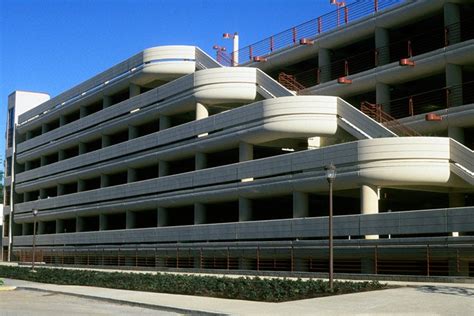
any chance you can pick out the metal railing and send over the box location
[222,0,403,66]
[289,20,473,88]
[360,101,420,136]
[384,81,474,119]
[13,243,474,277]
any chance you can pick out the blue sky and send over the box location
[0,0,359,164]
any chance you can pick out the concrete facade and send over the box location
[2,0,474,276]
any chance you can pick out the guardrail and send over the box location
[290,20,473,88]
[219,0,404,66]
[13,243,474,277]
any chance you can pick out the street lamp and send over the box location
[325,163,336,291]
[223,32,239,66]
[31,208,38,272]
[212,45,227,64]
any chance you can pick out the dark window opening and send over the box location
[63,219,76,233]
[43,186,57,198]
[252,195,293,221]
[62,146,79,159]
[106,171,128,186]
[207,148,239,168]
[204,201,239,224]
[135,120,159,137]
[168,157,195,175]
[80,216,100,232]
[165,206,194,226]
[104,213,126,230]
[83,177,101,191]
[108,129,129,146]
[83,100,103,116]
[83,138,102,153]
[135,164,159,181]
[110,89,129,106]
[134,209,158,228]
[43,152,59,165]
[61,182,78,195]
[63,110,80,125]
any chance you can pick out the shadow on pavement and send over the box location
[417,286,474,297]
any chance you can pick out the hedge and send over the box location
[0,266,386,302]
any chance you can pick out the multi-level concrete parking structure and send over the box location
[3,0,474,277]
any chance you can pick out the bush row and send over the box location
[0,266,386,302]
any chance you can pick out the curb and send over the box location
[16,286,224,316]
[0,286,17,291]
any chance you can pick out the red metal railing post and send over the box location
[318,17,322,34]
[292,27,297,44]
[407,40,413,58]
[317,68,321,85]
[374,0,378,12]
[249,46,253,60]
[374,49,379,67]
[408,96,414,116]
[344,7,349,24]
[344,60,349,76]
[270,36,274,52]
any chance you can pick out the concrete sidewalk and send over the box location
[3,278,474,315]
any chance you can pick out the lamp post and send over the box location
[31,208,38,272]
[223,32,239,66]
[325,163,336,291]
[212,45,226,64]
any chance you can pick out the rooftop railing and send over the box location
[220,0,404,66]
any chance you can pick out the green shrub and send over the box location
[0,278,3,286]
[0,266,386,302]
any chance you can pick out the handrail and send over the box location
[360,101,420,137]
[291,19,471,88]
[230,0,404,65]
[278,72,305,92]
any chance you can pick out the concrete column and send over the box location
[446,63,463,108]
[102,135,111,148]
[318,48,332,83]
[127,168,137,183]
[195,152,207,170]
[444,3,461,45]
[239,197,252,222]
[40,156,47,167]
[293,191,309,218]
[26,130,33,140]
[100,174,109,188]
[41,124,49,134]
[196,102,208,120]
[126,211,136,229]
[76,217,84,232]
[103,95,112,109]
[25,161,32,171]
[59,115,66,126]
[77,179,86,192]
[239,142,253,182]
[55,219,64,234]
[196,102,208,137]
[361,184,379,239]
[99,214,108,231]
[307,137,321,149]
[39,188,47,199]
[22,223,29,236]
[194,203,206,225]
[57,184,65,196]
[450,192,465,237]
[376,82,391,114]
[158,160,169,177]
[375,27,390,66]
[79,143,87,155]
[129,84,141,98]
[79,106,88,118]
[58,150,66,161]
[159,115,171,130]
[128,125,139,140]
[239,142,253,162]
[38,222,45,235]
[157,207,167,227]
